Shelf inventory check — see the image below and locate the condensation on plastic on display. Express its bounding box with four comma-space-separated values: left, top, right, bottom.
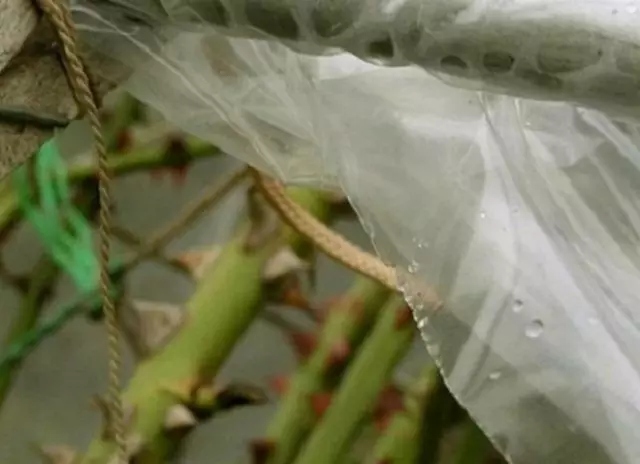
70, 1, 640, 463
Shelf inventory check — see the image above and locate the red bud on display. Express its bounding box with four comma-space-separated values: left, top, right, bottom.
373, 385, 404, 432
322, 296, 342, 311
314, 296, 341, 321
148, 136, 191, 187
148, 166, 189, 186
324, 337, 351, 370
374, 414, 394, 433
280, 280, 311, 311
349, 300, 366, 321
114, 129, 133, 153
269, 375, 290, 396
169, 165, 189, 186
376, 385, 404, 416
289, 331, 317, 360
394, 305, 414, 329
310, 392, 333, 418
317, 297, 366, 324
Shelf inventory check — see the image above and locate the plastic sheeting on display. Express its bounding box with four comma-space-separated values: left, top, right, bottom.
70, 1, 640, 463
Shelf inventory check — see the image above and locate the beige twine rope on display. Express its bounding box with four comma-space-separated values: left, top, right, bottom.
33, 0, 126, 460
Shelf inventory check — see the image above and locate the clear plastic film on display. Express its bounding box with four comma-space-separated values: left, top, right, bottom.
70, 1, 640, 463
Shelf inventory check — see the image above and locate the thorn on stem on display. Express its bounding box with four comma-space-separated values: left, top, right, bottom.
324, 337, 351, 371
310, 392, 333, 419
269, 375, 290, 396
271, 275, 312, 311
214, 383, 269, 411
162, 379, 267, 420
173, 247, 222, 280
322, 297, 365, 323
113, 129, 133, 153
250, 439, 276, 464
289, 331, 318, 360
150, 165, 189, 186
149, 135, 192, 186
374, 415, 393, 432
263, 247, 309, 282
373, 385, 405, 431
162, 377, 212, 405
122, 300, 186, 358
320, 296, 342, 312
313, 296, 342, 323
349, 299, 366, 321
164, 404, 198, 431
191, 383, 219, 413
394, 305, 414, 329
377, 385, 404, 412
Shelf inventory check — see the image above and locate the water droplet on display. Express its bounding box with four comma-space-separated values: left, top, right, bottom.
408, 260, 420, 274
512, 299, 524, 313
417, 318, 428, 330
480, 211, 487, 219
489, 370, 502, 380
411, 299, 425, 311
427, 342, 440, 357
417, 241, 429, 249
525, 319, 544, 338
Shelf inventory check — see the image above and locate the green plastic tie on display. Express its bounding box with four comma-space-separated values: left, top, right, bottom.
12, 139, 99, 293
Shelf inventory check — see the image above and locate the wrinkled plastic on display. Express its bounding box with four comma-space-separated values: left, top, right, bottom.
70, 1, 640, 463
83, 0, 640, 118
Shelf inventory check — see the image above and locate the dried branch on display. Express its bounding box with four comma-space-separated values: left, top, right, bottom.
0, 256, 58, 410
121, 167, 249, 271
0, 183, 100, 410
111, 226, 188, 275
0, 165, 244, 371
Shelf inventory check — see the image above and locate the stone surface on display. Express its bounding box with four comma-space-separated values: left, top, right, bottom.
0, 2, 121, 180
